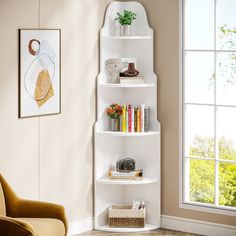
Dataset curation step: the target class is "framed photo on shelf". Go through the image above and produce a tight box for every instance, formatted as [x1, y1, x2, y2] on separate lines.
[19, 29, 61, 118]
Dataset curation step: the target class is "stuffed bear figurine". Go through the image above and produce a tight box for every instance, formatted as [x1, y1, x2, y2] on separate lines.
[105, 58, 123, 83]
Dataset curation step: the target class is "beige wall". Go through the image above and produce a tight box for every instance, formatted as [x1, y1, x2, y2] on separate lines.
[0, 0, 111, 222]
[0, 0, 235, 227]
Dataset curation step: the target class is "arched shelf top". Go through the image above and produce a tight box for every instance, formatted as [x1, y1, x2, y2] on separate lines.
[101, 1, 153, 37]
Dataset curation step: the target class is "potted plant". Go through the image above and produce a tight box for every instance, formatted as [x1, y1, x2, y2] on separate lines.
[107, 103, 122, 131]
[115, 10, 137, 36]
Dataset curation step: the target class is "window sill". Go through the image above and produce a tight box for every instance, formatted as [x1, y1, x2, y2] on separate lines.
[180, 202, 236, 217]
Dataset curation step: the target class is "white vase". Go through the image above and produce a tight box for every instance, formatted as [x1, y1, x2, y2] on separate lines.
[120, 25, 132, 36]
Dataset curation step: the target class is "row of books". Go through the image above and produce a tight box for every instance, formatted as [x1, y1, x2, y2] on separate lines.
[122, 104, 149, 132]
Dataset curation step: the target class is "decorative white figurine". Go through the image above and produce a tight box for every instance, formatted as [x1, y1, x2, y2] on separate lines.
[105, 58, 123, 83]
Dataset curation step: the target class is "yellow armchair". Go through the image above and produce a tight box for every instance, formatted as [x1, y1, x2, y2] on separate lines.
[0, 174, 68, 236]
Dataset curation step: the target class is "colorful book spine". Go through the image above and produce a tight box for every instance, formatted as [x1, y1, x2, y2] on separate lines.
[134, 107, 137, 132]
[131, 107, 134, 132]
[117, 104, 149, 133]
[126, 108, 128, 132]
[144, 106, 149, 132]
[137, 108, 140, 132]
[122, 104, 126, 132]
[128, 104, 132, 132]
[141, 104, 145, 132]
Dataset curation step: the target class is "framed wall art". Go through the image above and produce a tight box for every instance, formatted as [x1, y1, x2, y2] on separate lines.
[19, 29, 61, 118]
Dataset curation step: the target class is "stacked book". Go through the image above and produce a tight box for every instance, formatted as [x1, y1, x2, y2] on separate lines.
[120, 76, 144, 84]
[108, 169, 143, 180]
[122, 104, 149, 132]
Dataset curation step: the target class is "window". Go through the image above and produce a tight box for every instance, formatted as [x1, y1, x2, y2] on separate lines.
[182, 0, 236, 213]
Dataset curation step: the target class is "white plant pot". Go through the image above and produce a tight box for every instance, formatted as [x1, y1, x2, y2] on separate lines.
[120, 25, 132, 36]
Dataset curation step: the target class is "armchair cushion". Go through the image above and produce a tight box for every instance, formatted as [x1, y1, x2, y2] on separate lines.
[0, 215, 35, 236]
[18, 218, 65, 236]
[0, 182, 6, 216]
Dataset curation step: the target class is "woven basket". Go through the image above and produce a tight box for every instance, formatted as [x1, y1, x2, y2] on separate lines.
[108, 205, 146, 228]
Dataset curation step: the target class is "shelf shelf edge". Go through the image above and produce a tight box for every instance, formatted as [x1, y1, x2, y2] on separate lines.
[95, 224, 159, 233]
[96, 131, 160, 137]
[96, 178, 158, 185]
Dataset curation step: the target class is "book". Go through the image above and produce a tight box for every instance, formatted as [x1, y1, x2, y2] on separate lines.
[126, 109, 128, 132]
[134, 108, 138, 132]
[128, 104, 132, 132]
[108, 169, 143, 180]
[144, 106, 149, 132]
[141, 104, 145, 132]
[120, 104, 150, 133]
[120, 76, 144, 84]
[131, 107, 134, 132]
[122, 104, 126, 132]
[137, 108, 140, 132]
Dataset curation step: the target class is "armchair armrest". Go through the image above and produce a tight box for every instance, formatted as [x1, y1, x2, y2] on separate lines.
[8, 198, 68, 234]
[0, 215, 35, 236]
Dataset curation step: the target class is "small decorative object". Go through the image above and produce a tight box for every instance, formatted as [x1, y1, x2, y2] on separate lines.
[121, 63, 139, 77]
[105, 58, 123, 83]
[132, 200, 146, 210]
[107, 103, 122, 131]
[108, 203, 146, 228]
[115, 10, 137, 36]
[121, 58, 137, 72]
[19, 29, 61, 117]
[108, 157, 143, 180]
[111, 119, 120, 132]
[116, 158, 135, 172]
[120, 60, 144, 84]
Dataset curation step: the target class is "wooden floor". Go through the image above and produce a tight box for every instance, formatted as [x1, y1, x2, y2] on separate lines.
[79, 229, 202, 236]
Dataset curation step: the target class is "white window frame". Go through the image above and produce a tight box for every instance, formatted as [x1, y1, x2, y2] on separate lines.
[179, 0, 236, 216]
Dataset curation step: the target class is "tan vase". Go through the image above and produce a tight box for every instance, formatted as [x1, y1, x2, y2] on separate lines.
[110, 118, 120, 131]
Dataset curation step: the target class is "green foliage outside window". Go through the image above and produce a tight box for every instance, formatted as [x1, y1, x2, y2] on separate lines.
[189, 25, 236, 208]
[189, 136, 236, 207]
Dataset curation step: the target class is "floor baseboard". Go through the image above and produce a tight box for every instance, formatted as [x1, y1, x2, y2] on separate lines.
[68, 217, 93, 236]
[161, 214, 236, 236]
[68, 215, 236, 236]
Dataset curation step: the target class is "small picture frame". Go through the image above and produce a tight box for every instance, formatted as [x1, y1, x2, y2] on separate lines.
[19, 29, 61, 118]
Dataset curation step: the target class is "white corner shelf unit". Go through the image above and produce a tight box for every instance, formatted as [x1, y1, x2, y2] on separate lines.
[94, 1, 161, 232]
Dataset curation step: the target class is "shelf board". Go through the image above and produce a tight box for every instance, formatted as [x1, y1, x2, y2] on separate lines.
[96, 131, 159, 137]
[99, 83, 155, 88]
[95, 224, 158, 232]
[102, 35, 152, 40]
[97, 177, 158, 185]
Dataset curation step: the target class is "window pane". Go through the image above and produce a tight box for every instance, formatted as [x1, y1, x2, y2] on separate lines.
[219, 162, 236, 207]
[185, 105, 214, 158]
[189, 159, 215, 204]
[216, 53, 236, 106]
[218, 107, 236, 161]
[185, 0, 214, 50]
[217, 0, 236, 50]
[185, 52, 214, 104]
